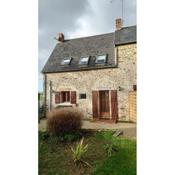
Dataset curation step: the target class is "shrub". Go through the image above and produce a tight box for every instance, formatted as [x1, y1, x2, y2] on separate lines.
[63, 133, 80, 142]
[39, 131, 50, 141]
[102, 131, 118, 156]
[103, 141, 118, 156]
[47, 108, 83, 136]
[70, 137, 90, 166]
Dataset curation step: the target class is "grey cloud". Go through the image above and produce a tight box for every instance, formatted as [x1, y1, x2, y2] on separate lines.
[68, 0, 136, 38]
[39, 0, 92, 50]
[86, 0, 136, 33]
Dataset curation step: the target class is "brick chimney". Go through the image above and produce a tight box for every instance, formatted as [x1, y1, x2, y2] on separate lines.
[56, 33, 64, 43]
[115, 18, 123, 30]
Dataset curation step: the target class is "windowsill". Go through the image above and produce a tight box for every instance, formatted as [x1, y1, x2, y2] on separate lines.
[54, 102, 78, 109]
[57, 102, 72, 107]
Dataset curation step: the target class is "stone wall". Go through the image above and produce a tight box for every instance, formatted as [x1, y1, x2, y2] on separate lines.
[44, 43, 136, 121]
[129, 91, 137, 122]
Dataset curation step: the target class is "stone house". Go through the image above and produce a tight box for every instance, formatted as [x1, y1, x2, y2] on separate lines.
[42, 19, 137, 123]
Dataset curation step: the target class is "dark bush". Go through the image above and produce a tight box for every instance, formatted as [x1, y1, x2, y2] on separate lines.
[47, 108, 83, 136]
[62, 133, 80, 142]
[39, 131, 50, 141]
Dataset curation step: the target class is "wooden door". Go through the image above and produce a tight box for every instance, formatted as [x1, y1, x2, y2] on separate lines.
[111, 90, 118, 122]
[92, 91, 99, 119]
[99, 90, 110, 119]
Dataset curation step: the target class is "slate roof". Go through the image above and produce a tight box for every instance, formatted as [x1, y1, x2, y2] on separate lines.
[42, 25, 136, 73]
[115, 26, 136, 45]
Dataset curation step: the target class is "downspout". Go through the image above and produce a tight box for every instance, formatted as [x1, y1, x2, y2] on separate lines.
[44, 74, 47, 117]
[49, 80, 53, 111]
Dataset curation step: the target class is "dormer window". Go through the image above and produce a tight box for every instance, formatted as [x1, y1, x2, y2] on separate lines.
[79, 57, 90, 65]
[61, 57, 72, 65]
[95, 55, 107, 64]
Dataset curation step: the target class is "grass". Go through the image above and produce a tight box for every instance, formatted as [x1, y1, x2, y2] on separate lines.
[39, 131, 136, 175]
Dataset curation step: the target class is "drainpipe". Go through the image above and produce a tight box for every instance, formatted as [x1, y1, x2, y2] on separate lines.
[49, 81, 53, 111]
[43, 74, 47, 117]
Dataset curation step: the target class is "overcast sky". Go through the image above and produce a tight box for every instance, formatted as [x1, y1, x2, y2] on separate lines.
[38, 0, 136, 92]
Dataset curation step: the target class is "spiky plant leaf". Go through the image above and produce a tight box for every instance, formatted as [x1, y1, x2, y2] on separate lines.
[70, 137, 88, 163]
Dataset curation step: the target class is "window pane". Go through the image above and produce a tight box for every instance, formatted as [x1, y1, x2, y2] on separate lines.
[61, 91, 70, 102]
[61, 58, 72, 65]
[79, 93, 86, 99]
[98, 55, 106, 60]
[96, 55, 107, 64]
[79, 57, 89, 65]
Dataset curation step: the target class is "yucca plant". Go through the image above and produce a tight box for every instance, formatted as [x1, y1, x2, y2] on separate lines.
[70, 137, 90, 166]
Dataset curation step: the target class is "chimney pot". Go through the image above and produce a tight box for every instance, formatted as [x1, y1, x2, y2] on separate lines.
[56, 33, 64, 43]
[116, 18, 122, 30]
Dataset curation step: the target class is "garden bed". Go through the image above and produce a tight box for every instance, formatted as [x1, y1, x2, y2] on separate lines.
[39, 130, 136, 175]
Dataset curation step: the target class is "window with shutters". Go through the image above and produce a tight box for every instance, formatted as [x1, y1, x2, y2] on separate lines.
[55, 91, 70, 104]
[55, 91, 77, 104]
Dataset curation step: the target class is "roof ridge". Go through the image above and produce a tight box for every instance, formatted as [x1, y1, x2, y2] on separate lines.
[63, 25, 136, 42]
[64, 32, 114, 42]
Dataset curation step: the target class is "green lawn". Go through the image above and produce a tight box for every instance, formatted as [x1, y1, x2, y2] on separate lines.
[39, 131, 136, 175]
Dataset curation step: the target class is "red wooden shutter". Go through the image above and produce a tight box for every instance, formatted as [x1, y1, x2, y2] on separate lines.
[92, 91, 99, 119]
[133, 85, 137, 91]
[71, 91, 76, 104]
[111, 90, 118, 122]
[55, 92, 61, 104]
[67, 92, 70, 102]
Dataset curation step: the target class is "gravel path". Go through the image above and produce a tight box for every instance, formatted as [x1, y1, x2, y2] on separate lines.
[39, 119, 136, 139]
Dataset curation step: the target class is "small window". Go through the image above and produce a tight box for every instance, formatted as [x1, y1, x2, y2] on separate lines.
[79, 93, 86, 99]
[61, 57, 72, 65]
[95, 55, 107, 64]
[79, 57, 89, 65]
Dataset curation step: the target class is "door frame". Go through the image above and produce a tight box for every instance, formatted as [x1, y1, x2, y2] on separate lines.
[99, 90, 110, 119]
[92, 90, 118, 122]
